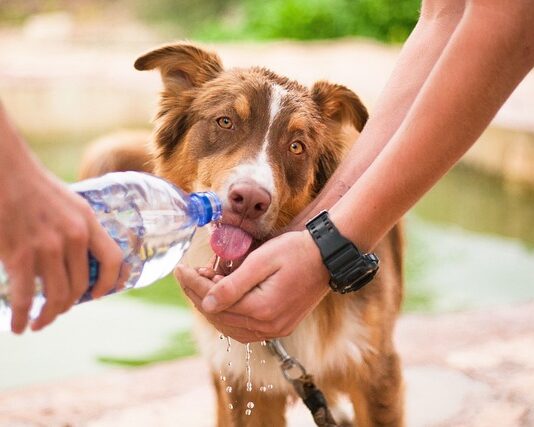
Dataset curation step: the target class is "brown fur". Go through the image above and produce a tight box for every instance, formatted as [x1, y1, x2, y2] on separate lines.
[79, 42, 404, 427]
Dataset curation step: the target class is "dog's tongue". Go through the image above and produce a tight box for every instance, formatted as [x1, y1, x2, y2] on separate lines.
[210, 225, 253, 261]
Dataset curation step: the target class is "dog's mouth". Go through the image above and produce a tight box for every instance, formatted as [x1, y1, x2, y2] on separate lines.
[209, 223, 254, 262]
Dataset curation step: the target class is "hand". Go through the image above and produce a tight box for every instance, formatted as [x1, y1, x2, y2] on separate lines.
[175, 230, 331, 343]
[0, 112, 124, 334]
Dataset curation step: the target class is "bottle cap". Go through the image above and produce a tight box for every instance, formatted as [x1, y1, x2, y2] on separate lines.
[190, 192, 222, 226]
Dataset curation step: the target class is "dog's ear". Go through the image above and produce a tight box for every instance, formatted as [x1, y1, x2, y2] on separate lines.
[311, 81, 368, 194]
[134, 43, 223, 93]
[311, 81, 368, 132]
[134, 43, 223, 160]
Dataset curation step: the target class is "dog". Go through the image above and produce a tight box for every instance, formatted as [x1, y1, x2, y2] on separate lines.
[79, 42, 404, 427]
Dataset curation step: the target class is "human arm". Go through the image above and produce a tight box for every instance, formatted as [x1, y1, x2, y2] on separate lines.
[290, 0, 467, 230]
[0, 103, 124, 333]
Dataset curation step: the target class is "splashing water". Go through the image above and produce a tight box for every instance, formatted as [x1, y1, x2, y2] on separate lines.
[245, 343, 253, 392]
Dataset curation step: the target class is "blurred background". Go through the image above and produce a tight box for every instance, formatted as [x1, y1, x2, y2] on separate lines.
[0, 1, 533, 425]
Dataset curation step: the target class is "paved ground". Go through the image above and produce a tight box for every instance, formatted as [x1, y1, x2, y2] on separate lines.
[1, 302, 533, 427]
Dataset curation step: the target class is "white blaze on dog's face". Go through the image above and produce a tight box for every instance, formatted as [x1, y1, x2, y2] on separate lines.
[134, 43, 368, 262]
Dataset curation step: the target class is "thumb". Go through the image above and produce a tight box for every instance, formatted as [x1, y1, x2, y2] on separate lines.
[201, 249, 276, 313]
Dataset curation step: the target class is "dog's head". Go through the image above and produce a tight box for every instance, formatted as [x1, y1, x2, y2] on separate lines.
[135, 43, 367, 261]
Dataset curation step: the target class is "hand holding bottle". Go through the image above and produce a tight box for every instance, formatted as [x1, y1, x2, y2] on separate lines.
[0, 105, 123, 334]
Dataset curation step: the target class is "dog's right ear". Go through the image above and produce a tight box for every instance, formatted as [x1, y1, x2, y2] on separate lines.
[134, 43, 223, 93]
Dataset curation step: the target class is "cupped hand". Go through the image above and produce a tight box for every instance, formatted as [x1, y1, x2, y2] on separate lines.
[175, 230, 331, 343]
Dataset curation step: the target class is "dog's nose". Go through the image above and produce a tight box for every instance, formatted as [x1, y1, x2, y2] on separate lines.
[228, 181, 272, 220]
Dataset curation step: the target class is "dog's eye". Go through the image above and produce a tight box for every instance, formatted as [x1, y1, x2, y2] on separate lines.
[289, 141, 305, 155]
[216, 117, 234, 130]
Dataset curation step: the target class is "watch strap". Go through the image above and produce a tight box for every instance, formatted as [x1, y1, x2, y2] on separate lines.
[306, 211, 379, 293]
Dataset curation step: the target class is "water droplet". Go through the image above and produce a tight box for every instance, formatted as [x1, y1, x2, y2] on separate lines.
[260, 340, 267, 346]
[260, 359, 266, 365]
[259, 386, 267, 392]
[228, 403, 234, 410]
[225, 386, 233, 393]
[220, 375, 226, 382]
[219, 334, 224, 340]
[227, 361, 232, 367]
[213, 255, 221, 272]
[244, 343, 253, 392]
[247, 402, 255, 409]
[245, 409, 252, 416]
[267, 384, 274, 390]
[226, 336, 232, 353]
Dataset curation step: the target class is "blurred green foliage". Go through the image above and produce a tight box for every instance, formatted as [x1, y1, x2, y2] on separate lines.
[1, 0, 420, 43]
[98, 330, 197, 367]
[211, 0, 419, 42]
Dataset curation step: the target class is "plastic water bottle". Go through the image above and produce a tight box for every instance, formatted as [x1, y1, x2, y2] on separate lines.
[0, 171, 221, 332]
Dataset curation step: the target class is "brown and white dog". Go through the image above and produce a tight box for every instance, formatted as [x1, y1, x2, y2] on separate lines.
[79, 43, 404, 427]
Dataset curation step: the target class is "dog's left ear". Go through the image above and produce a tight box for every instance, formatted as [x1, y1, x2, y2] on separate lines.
[311, 81, 368, 132]
[311, 81, 368, 194]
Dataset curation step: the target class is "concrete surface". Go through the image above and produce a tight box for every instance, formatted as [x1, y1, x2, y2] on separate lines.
[1, 302, 533, 426]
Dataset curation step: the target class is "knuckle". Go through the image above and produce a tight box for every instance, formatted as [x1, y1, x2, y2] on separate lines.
[67, 225, 89, 245]
[42, 236, 62, 256]
[77, 200, 94, 218]
[215, 282, 232, 302]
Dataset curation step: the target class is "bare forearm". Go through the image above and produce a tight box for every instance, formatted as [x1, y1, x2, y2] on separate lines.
[331, 1, 534, 251]
[291, 1, 465, 229]
[0, 104, 41, 184]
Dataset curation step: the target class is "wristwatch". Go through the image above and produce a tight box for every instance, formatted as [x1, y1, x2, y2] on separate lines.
[305, 210, 379, 294]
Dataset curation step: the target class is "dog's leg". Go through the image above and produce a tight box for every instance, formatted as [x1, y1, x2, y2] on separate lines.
[214, 376, 288, 427]
[348, 351, 404, 427]
[212, 372, 234, 427]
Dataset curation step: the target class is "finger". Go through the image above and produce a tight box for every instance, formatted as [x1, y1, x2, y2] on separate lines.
[64, 226, 89, 304]
[87, 215, 123, 299]
[32, 241, 70, 331]
[175, 264, 214, 299]
[196, 267, 217, 280]
[210, 311, 271, 333]
[116, 262, 130, 291]
[182, 287, 265, 342]
[202, 250, 277, 313]
[8, 252, 35, 334]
